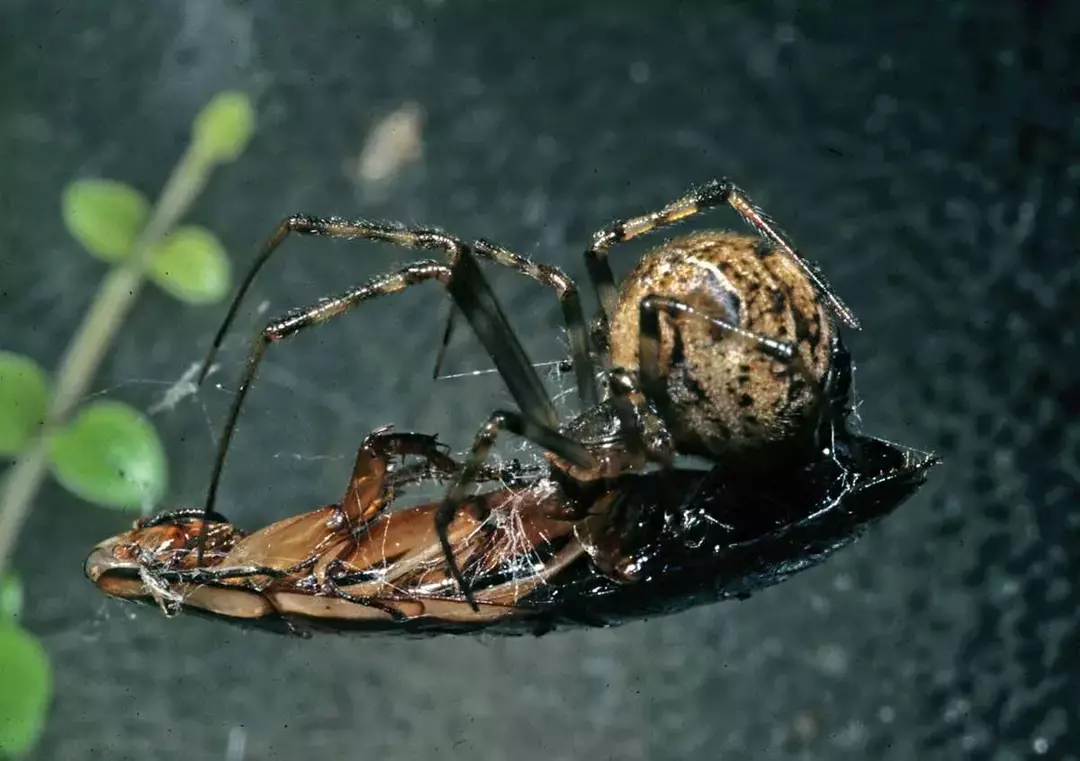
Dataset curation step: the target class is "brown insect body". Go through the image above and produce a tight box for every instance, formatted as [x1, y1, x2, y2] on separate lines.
[86, 473, 586, 633]
[608, 231, 833, 464]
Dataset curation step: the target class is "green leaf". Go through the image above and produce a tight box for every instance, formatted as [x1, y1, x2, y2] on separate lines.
[191, 91, 255, 164]
[0, 624, 51, 757]
[0, 352, 49, 457]
[48, 400, 167, 511]
[0, 573, 22, 624]
[62, 179, 150, 263]
[148, 225, 232, 305]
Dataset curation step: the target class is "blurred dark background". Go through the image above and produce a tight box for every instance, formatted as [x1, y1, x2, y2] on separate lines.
[1, 2, 1078, 759]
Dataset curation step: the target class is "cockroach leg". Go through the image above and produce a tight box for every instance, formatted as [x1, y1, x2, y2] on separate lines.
[383, 458, 548, 494]
[321, 558, 410, 622]
[435, 408, 597, 610]
[135, 507, 232, 530]
[340, 427, 458, 530]
[163, 564, 292, 585]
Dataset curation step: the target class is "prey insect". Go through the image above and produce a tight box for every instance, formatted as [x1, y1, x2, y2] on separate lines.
[87, 177, 939, 631]
[86, 422, 937, 635]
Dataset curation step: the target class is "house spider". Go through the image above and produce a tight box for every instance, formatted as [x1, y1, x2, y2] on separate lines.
[196, 179, 860, 607]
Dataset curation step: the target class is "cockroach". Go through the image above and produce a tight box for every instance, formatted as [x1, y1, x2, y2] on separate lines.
[86, 418, 937, 636]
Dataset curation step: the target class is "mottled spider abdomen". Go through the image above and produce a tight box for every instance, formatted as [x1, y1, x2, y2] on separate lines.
[608, 230, 835, 460]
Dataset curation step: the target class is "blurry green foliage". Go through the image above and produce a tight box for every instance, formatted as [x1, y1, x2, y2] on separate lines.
[192, 90, 256, 164]
[0, 354, 48, 458]
[0, 572, 21, 623]
[0, 89, 256, 758]
[0, 623, 52, 757]
[149, 225, 232, 304]
[48, 400, 167, 511]
[61, 179, 150, 263]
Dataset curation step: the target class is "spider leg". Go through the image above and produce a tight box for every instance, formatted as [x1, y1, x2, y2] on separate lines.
[637, 294, 798, 394]
[206, 221, 562, 431]
[198, 260, 455, 558]
[444, 243, 561, 429]
[584, 179, 859, 331]
[602, 367, 675, 468]
[433, 239, 598, 409]
[811, 335, 858, 463]
[431, 245, 603, 608]
[435, 408, 595, 610]
[199, 216, 597, 407]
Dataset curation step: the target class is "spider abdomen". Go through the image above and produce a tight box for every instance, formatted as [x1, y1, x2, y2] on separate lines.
[608, 231, 835, 459]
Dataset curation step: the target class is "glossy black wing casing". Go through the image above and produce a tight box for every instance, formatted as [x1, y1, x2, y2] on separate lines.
[521, 434, 938, 632]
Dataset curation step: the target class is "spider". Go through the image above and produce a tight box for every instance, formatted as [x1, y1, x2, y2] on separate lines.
[196, 178, 860, 608]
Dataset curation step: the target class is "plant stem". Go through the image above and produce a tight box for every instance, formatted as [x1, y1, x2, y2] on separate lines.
[0, 145, 216, 575]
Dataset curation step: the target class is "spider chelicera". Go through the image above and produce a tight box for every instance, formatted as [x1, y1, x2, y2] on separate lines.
[195, 178, 861, 608]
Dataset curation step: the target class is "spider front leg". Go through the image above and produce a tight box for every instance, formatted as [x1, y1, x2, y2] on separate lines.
[434, 239, 598, 409]
[584, 179, 859, 331]
[198, 260, 456, 559]
[603, 367, 676, 468]
[199, 216, 597, 407]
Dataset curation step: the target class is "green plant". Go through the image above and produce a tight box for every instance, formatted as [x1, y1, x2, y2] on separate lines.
[0, 571, 50, 759]
[0, 90, 255, 757]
